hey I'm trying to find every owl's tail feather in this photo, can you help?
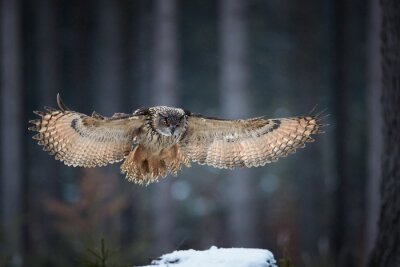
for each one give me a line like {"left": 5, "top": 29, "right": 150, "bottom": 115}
{"left": 120, "top": 144, "right": 190, "bottom": 185}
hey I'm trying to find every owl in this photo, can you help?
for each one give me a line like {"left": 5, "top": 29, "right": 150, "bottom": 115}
{"left": 29, "top": 94, "right": 325, "bottom": 185}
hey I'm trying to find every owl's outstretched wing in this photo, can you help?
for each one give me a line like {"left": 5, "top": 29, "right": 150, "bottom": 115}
{"left": 29, "top": 94, "right": 145, "bottom": 167}
{"left": 180, "top": 112, "right": 325, "bottom": 169}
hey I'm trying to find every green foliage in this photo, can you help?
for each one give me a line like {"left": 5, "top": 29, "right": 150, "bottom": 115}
{"left": 43, "top": 169, "right": 131, "bottom": 266}
{"left": 79, "top": 238, "right": 126, "bottom": 267}
{"left": 278, "top": 257, "right": 293, "bottom": 267}
{"left": 0, "top": 256, "right": 10, "bottom": 267}
{"left": 278, "top": 254, "right": 336, "bottom": 267}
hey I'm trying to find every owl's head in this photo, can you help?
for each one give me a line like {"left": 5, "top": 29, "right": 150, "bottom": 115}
{"left": 150, "top": 106, "right": 187, "bottom": 137}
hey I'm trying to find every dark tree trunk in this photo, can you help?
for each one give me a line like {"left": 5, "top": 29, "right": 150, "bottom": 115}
{"left": 332, "top": 0, "right": 352, "bottom": 263}
{"left": 331, "top": 0, "right": 364, "bottom": 265}
{"left": 368, "top": 0, "right": 400, "bottom": 266}
{"left": 365, "top": 0, "right": 382, "bottom": 260}
{"left": 0, "top": 0, "right": 23, "bottom": 265}
{"left": 219, "top": 0, "right": 256, "bottom": 247}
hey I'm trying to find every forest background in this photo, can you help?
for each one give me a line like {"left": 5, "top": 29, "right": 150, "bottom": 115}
{"left": 0, "top": 0, "right": 382, "bottom": 266}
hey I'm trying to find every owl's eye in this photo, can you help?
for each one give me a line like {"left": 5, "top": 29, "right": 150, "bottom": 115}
{"left": 163, "top": 118, "right": 169, "bottom": 126}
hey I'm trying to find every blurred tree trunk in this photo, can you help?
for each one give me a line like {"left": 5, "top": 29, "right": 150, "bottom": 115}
{"left": 136, "top": 0, "right": 153, "bottom": 107}
{"left": 219, "top": 0, "right": 256, "bottom": 247}
{"left": 368, "top": 0, "right": 400, "bottom": 266}
{"left": 0, "top": 0, "right": 23, "bottom": 265}
{"left": 151, "top": 0, "right": 178, "bottom": 254}
{"left": 95, "top": 0, "right": 122, "bottom": 115}
{"left": 67, "top": 0, "right": 92, "bottom": 109}
{"left": 94, "top": 0, "right": 123, "bottom": 245}
{"left": 34, "top": 3, "right": 57, "bottom": 170}
{"left": 290, "top": 1, "right": 326, "bottom": 260}
{"left": 30, "top": 0, "right": 61, "bottom": 257}
{"left": 365, "top": 0, "right": 381, "bottom": 260}
{"left": 35, "top": 1, "right": 60, "bottom": 106}
{"left": 331, "top": 0, "right": 358, "bottom": 266}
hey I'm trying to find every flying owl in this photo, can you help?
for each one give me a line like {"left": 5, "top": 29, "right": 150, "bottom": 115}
{"left": 29, "top": 94, "right": 325, "bottom": 185}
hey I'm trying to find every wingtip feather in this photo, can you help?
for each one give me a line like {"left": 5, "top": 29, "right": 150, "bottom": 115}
{"left": 33, "top": 110, "right": 45, "bottom": 116}
{"left": 57, "top": 93, "right": 70, "bottom": 112}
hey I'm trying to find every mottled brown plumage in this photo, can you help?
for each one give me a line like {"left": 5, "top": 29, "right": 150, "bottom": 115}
{"left": 29, "top": 94, "right": 325, "bottom": 185}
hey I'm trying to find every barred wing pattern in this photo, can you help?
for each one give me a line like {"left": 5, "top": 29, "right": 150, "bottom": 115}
{"left": 29, "top": 108, "right": 144, "bottom": 168}
{"left": 29, "top": 94, "right": 325, "bottom": 184}
{"left": 180, "top": 115, "right": 323, "bottom": 169}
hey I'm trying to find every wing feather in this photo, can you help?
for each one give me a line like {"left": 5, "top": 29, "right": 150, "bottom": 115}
{"left": 29, "top": 104, "right": 145, "bottom": 168}
{"left": 180, "top": 114, "right": 324, "bottom": 169}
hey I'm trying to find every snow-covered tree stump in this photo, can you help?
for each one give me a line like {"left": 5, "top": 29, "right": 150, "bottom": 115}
{"left": 139, "top": 246, "right": 277, "bottom": 267}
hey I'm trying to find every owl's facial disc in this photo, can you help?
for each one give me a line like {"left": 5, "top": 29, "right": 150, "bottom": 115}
{"left": 155, "top": 112, "right": 186, "bottom": 137}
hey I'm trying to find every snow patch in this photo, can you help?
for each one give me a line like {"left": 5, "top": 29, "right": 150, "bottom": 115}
{"left": 139, "top": 246, "right": 277, "bottom": 267}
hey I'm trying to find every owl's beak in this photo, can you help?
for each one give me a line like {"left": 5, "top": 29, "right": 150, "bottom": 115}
{"left": 170, "top": 125, "right": 176, "bottom": 135}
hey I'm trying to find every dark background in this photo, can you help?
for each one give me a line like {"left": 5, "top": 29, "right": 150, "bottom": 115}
{"left": 0, "top": 0, "right": 381, "bottom": 266}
